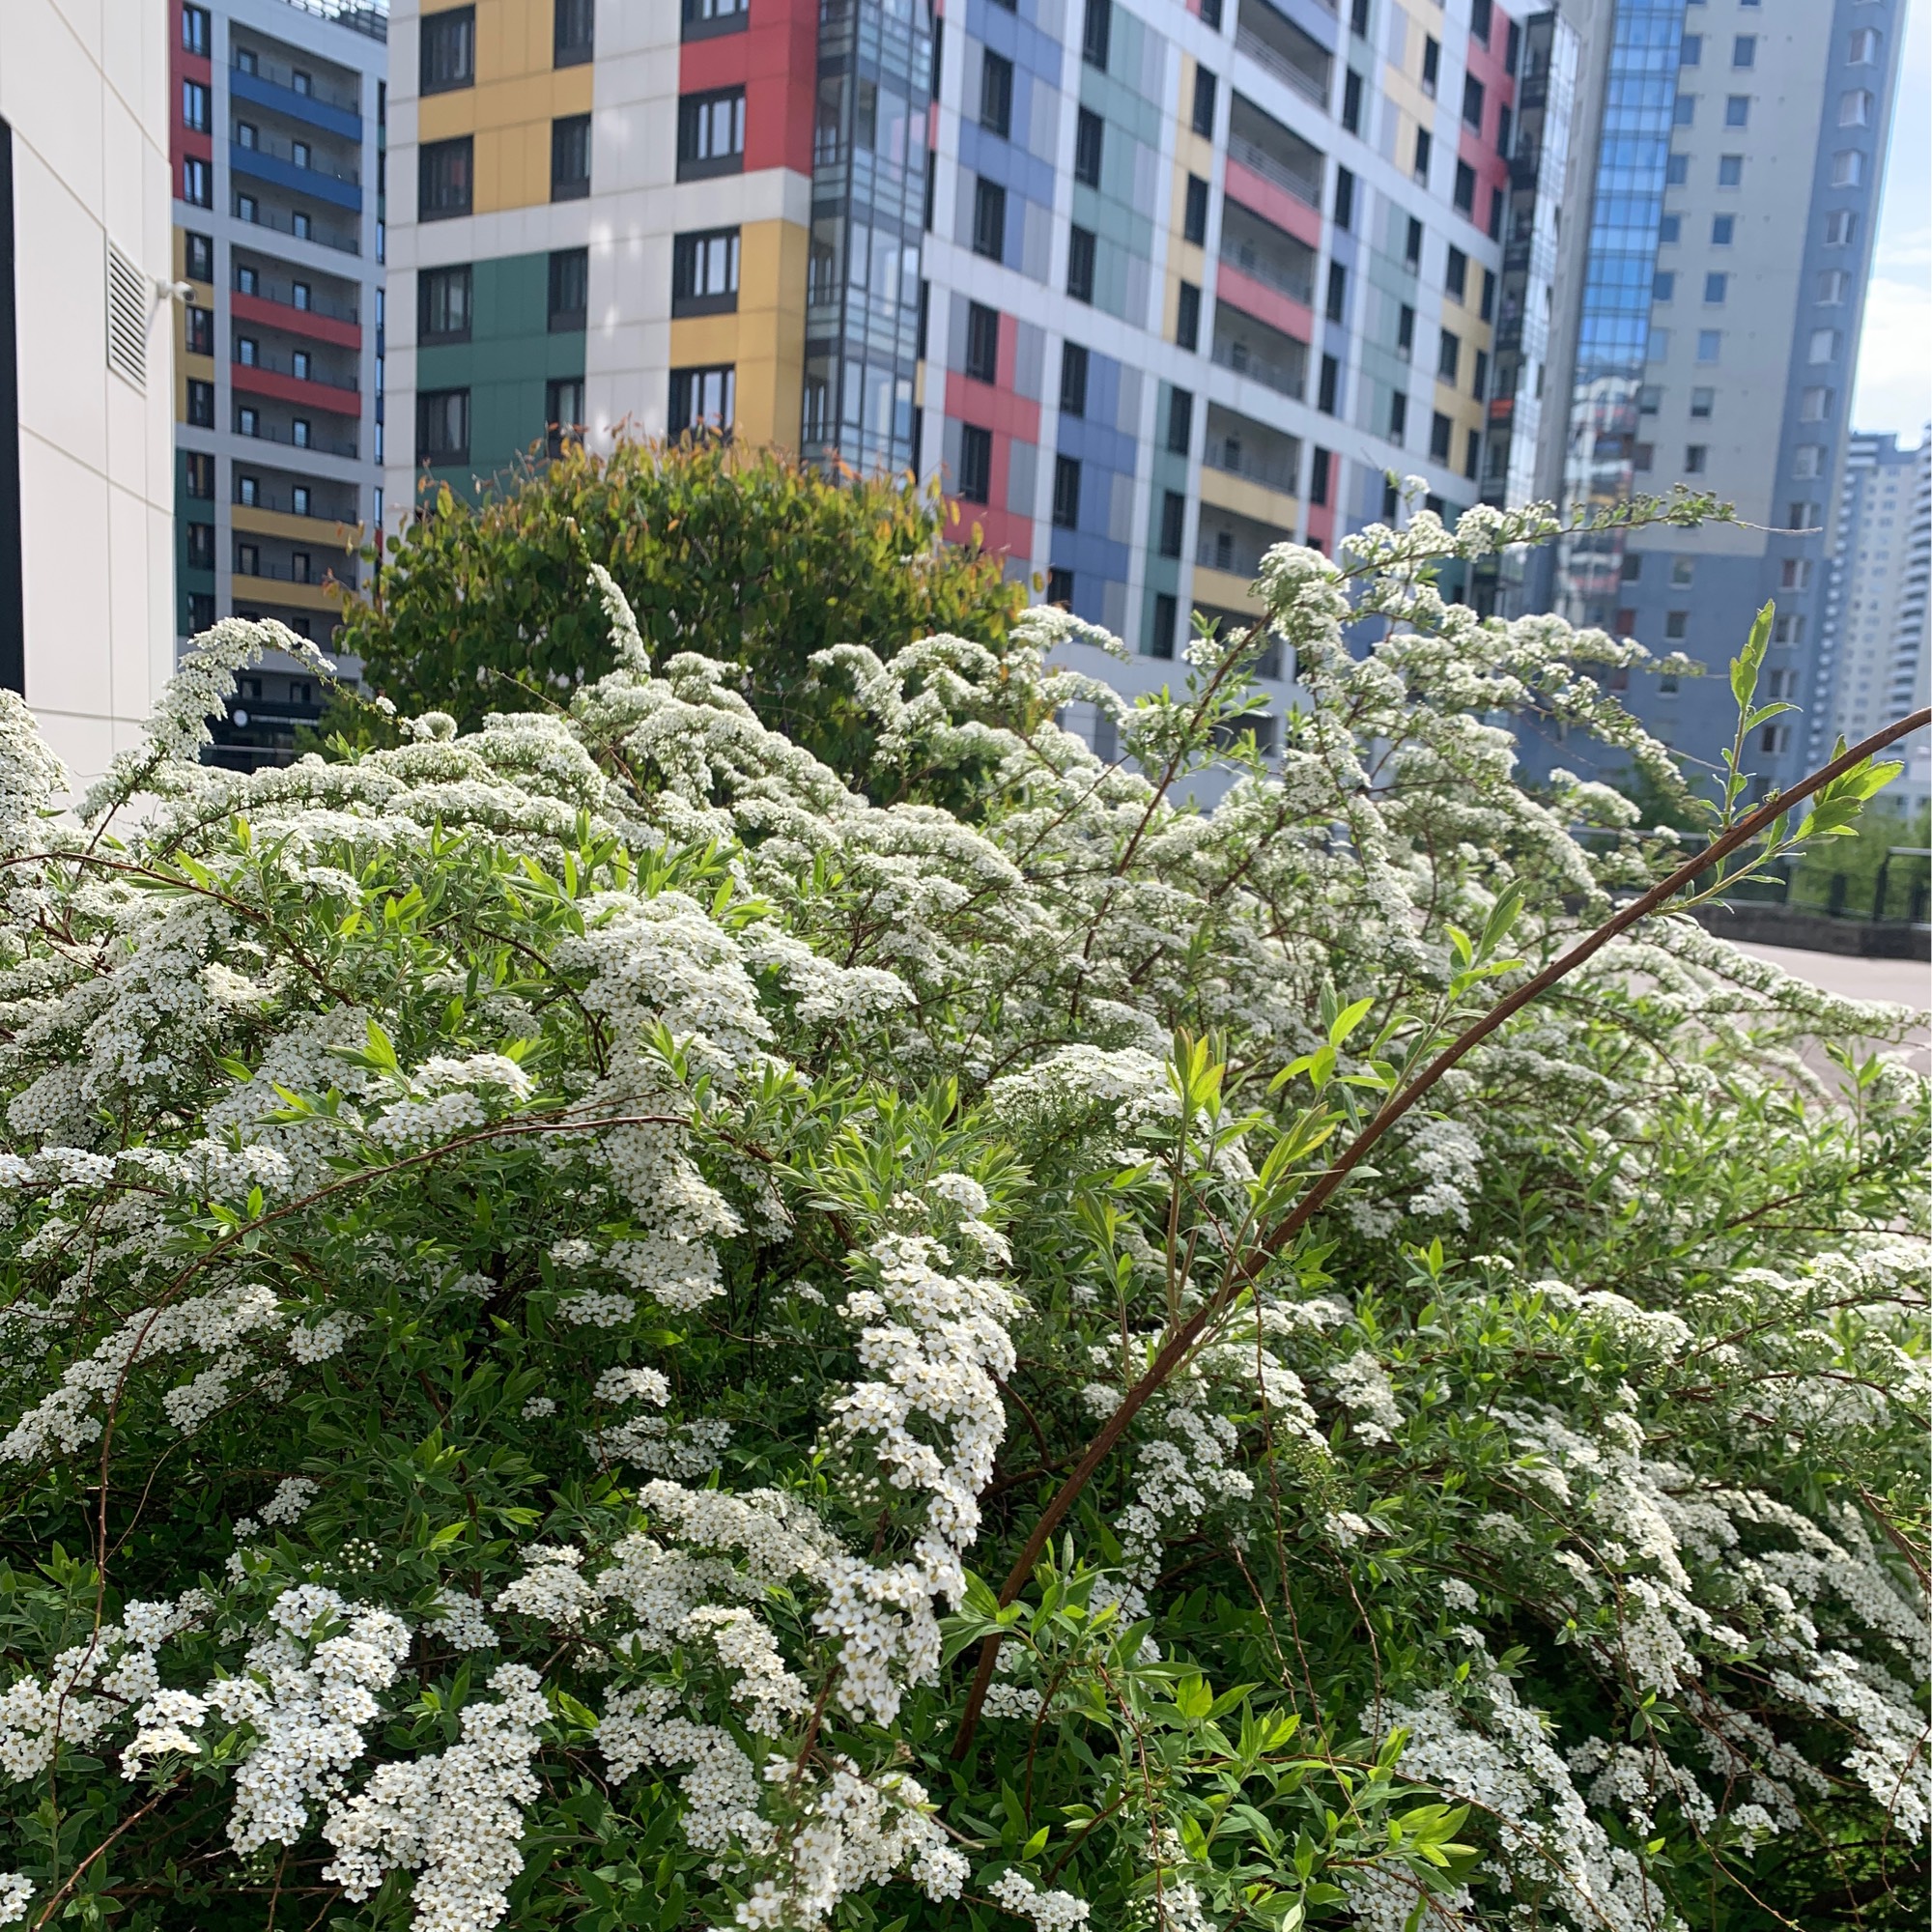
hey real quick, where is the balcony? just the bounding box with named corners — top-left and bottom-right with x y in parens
top-left (1235, 0), bottom-right (1332, 106)
top-left (232, 358), bottom-right (360, 415)
top-left (1211, 301), bottom-right (1309, 401)
top-left (1228, 94), bottom-right (1324, 208)
top-left (233, 416), bottom-right (359, 460)
top-left (231, 65), bottom-right (362, 142)
top-left (231, 142), bottom-right (362, 213)
top-left (1219, 201), bottom-right (1316, 306)
top-left (232, 289), bottom-right (361, 349)
top-left (1203, 404), bottom-right (1301, 497)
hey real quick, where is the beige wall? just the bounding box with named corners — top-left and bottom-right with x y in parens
top-left (1, 0), bottom-right (176, 788)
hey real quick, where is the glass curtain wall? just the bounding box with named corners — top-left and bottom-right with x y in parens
top-left (803, 0), bottom-right (932, 474)
top-left (1553, 0), bottom-right (1683, 624)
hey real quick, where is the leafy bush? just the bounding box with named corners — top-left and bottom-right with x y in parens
top-left (0, 502), bottom-right (1923, 1932)
top-left (335, 440), bottom-right (1027, 777)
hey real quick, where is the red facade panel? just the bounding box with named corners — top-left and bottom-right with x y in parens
top-left (1222, 159), bottom-right (1321, 251)
top-left (231, 291), bottom-right (361, 350)
top-left (680, 0), bottom-right (818, 179)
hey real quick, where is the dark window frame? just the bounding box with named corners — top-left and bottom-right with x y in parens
top-left (980, 51), bottom-right (1013, 137)
top-left (1183, 174), bottom-right (1208, 244)
top-left (1060, 341), bottom-right (1089, 416)
top-left (964, 300), bottom-right (1000, 383)
top-left (418, 263), bottom-right (472, 343)
top-left (957, 422), bottom-right (993, 503)
top-left (420, 6), bottom-right (476, 95)
top-left (671, 229), bottom-right (740, 317)
top-left (1176, 280), bottom-right (1200, 351)
top-left (548, 247), bottom-right (589, 332)
top-left (677, 88), bottom-right (747, 181)
top-left (416, 386), bottom-right (470, 466)
top-left (1075, 108), bottom-right (1104, 188)
top-left (972, 177), bottom-right (1008, 262)
top-left (1052, 453), bottom-right (1082, 529)
top-left (552, 112), bottom-right (591, 200)
top-left (555, 0), bottom-right (596, 64)
top-left (1066, 223), bottom-right (1096, 302)
top-left (418, 136), bottom-right (474, 220)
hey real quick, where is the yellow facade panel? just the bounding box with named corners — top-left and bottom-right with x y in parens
top-left (230, 574), bottom-right (342, 613)
top-left (1190, 565), bottom-right (1265, 612)
top-left (232, 504), bottom-right (360, 547)
top-left (669, 220), bottom-right (810, 450)
top-left (1198, 465), bottom-right (1299, 528)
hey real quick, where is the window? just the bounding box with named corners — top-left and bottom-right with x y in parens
top-left (185, 522), bottom-right (214, 572)
top-left (1725, 94), bottom-right (1749, 128)
top-left (1690, 385), bottom-right (1714, 417)
top-left (183, 156), bottom-right (212, 208)
top-left (292, 418), bottom-right (312, 448)
top-left (1149, 592), bottom-right (1177, 660)
top-left (183, 79), bottom-right (210, 132)
top-left (183, 4), bottom-right (210, 54)
top-left (235, 404), bottom-right (258, 436)
top-left (1326, 262), bottom-right (1347, 323)
top-left (1192, 67), bottom-right (1217, 136)
top-left (1731, 34), bottom-right (1754, 67)
top-left (1437, 328), bottom-right (1459, 381)
top-left (185, 232), bottom-right (213, 282)
top-left (1685, 443), bottom-right (1707, 473)
top-left (1670, 556), bottom-right (1693, 587)
top-left (1638, 385), bottom-right (1661, 414)
top-left (1333, 166), bottom-right (1354, 232)
top-left (1075, 109), bottom-right (1104, 187)
top-left (1826, 209), bottom-right (1858, 246)
top-left (1800, 386), bottom-right (1833, 421)
top-left (1168, 385), bottom-right (1193, 452)
top-left (292, 485), bottom-right (310, 516)
top-left (1083, 0), bottom-right (1111, 68)
top-left (1774, 609), bottom-right (1806, 640)
top-left (546, 377), bottom-right (585, 457)
top-left (1052, 455), bottom-right (1082, 528)
top-left (185, 592), bottom-right (214, 635)
top-left (552, 114), bottom-right (591, 199)
top-left (1397, 303), bottom-right (1415, 355)
top-left (1831, 149), bottom-right (1866, 187)
top-left (1159, 490), bottom-right (1185, 557)
top-left (1666, 153), bottom-right (1690, 185)
top-left (1183, 174), bottom-right (1208, 244)
top-left (419, 136), bottom-right (474, 218)
top-left (549, 247), bottom-right (588, 330)
top-left (236, 541), bottom-right (260, 579)
top-left (417, 388), bottom-right (469, 465)
top-left (418, 264), bottom-right (472, 342)
top-left (1464, 428), bottom-right (1481, 479)
top-left (1808, 327), bottom-right (1839, 363)
top-left (1703, 271), bottom-right (1727, 304)
top-left (291, 350), bottom-right (311, 382)
top-left (1430, 411), bottom-right (1452, 462)
top-left (1415, 127), bottom-right (1434, 184)
top-left (1718, 154), bottom-right (1743, 186)
top-left (1463, 73), bottom-right (1485, 129)
top-left (421, 7), bottom-right (475, 93)
top-left (1659, 213), bottom-right (1681, 244)
top-left (672, 230), bottom-right (740, 316)
top-left (1176, 282), bottom-right (1201, 351)
top-left (1046, 566), bottom-right (1073, 607)
top-left (1680, 33), bottom-right (1701, 65)
top-left (1674, 93), bottom-right (1695, 127)
top-left (1709, 214), bottom-right (1734, 246)
top-left (292, 212), bottom-right (311, 241)
top-left (1318, 353), bottom-right (1338, 414)
top-left (980, 52), bottom-right (1013, 137)
top-left (1452, 158), bottom-right (1475, 213)
top-left (683, 0), bottom-right (748, 34)
top-left (1653, 270), bottom-right (1676, 302)
top-left (1632, 443), bottom-right (1653, 472)
top-left (555, 0), bottom-right (595, 65)
top-left (1662, 609), bottom-right (1689, 642)
top-left (184, 452), bottom-right (214, 499)
top-left (290, 551), bottom-right (313, 585)
top-left (1310, 445), bottom-right (1332, 504)
top-left (1061, 342), bottom-right (1089, 415)
top-left (669, 364), bottom-right (735, 436)
top-left (957, 423), bottom-right (992, 502)
top-left (1422, 35), bottom-right (1439, 94)
top-left (1200, 0), bottom-right (1221, 28)
top-left (678, 89), bottom-right (746, 179)
top-left (1406, 217), bottom-right (1423, 270)
top-left (236, 335), bottom-right (259, 367)
top-left (1066, 223), bottom-right (1095, 300)
top-left (236, 48), bottom-right (257, 74)
top-left (1388, 390), bottom-right (1407, 441)
top-left (1779, 556), bottom-right (1813, 589)
top-left (1848, 26), bottom-right (1880, 65)
top-left (1343, 70), bottom-right (1363, 133)
top-left (1488, 185), bottom-right (1504, 240)
top-left (293, 69), bottom-right (311, 95)
top-left (1696, 329), bottom-right (1720, 361)
top-left (964, 301), bottom-right (1000, 383)
top-left (184, 304), bottom-right (212, 355)
top-left (1471, 0), bottom-right (1492, 43)
top-left (1472, 348), bottom-right (1488, 398)
top-left (1791, 445), bottom-right (1823, 480)
top-left (1817, 269), bottom-right (1849, 304)
top-left (1445, 244), bottom-right (1467, 302)
top-left (1620, 554), bottom-right (1642, 582)
top-left (960, 178), bottom-right (1005, 263)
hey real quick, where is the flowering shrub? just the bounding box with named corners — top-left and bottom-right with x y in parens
top-left (0, 502), bottom-right (1923, 1932)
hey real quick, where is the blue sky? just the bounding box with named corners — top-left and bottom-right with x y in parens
top-left (1852, 0), bottom-right (1931, 439)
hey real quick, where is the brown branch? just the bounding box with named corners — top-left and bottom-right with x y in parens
top-left (949, 704), bottom-right (1931, 1759)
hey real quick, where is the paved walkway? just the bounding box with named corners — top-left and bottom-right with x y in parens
top-left (1733, 942), bottom-right (1931, 1076)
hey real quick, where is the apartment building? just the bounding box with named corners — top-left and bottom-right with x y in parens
top-left (1817, 432), bottom-right (1930, 814)
top-left (1, 0), bottom-right (176, 788)
top-left (171, 0), bottom-right (387, 768)
top-left (1513, 0), bottom-right (1906, 800)
top-left (383, 0), bottom-right (1553, 742)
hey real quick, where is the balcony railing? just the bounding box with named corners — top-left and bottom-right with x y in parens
top-left (1203, 440), bottom-right (1300, 497)
top-left (1226, 133), bottom-right (1321, 208)
top-left (233, 196), bottom-right (360, 256)
top-left (1211, 333), bottom-right (1306, 400)
top-left (230, 66), bottom-right (363, 141)
top-left (236, 489), bottom-right (362, 523)
top-left (236, 421), bottom-right (359, 460)
top-left (1220, 242), bottom-right (1314, 307)
top-left (1197, 536), bottom-right (1280, 580)
top-left (232, 142), bottom-right (363, 211)
top-left (1235, 27), bottom-right (1328, 105)
top-left (234, 351), bottom-right (360, 397)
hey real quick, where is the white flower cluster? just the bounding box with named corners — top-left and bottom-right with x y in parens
top-left (987, 1869), bottom-right (1091, 1930)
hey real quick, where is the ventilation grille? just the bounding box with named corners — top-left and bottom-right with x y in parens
top-left (105, 242), bottom-right (147, 391)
